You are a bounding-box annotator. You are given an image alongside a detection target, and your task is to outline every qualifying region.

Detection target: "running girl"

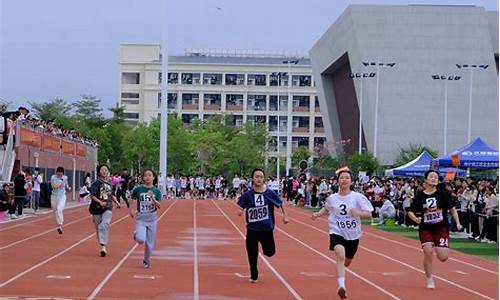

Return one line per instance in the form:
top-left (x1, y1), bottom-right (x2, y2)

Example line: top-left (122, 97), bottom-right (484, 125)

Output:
top-left (237, 168), bottom-right (289, 283)
top-left (129, 169), bottom-right (162, 268)
top-left (407, 169), bottom-right (463, 289)
top-left (312, 170), bottom-right (373, 299)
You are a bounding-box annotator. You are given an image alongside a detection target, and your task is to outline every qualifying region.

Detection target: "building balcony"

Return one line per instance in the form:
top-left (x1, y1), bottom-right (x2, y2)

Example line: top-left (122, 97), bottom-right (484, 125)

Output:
top-left (314, 127), bottom-right (325, 133)
top-left (182, 104), bottom-right (199, 110)
top-left (226, 105), bottom-right (243, 111)
top-left (315, 107), bottom-right (321, 112)
top-left (204, 104), bottom-right (221, 111)
top-left (292, 127), bottom-right (310, 133)
top-left (293, 106), bottom-right (310, 113)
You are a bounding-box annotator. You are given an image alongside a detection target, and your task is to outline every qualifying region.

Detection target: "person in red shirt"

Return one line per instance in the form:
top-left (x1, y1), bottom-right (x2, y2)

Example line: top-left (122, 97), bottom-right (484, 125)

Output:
top-left (408, 170), bottom-right (462, 289)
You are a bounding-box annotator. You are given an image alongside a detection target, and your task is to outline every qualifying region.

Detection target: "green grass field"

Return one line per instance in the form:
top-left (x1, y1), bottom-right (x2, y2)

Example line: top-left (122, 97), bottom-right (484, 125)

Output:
top-left (363, 220), bottom-right (499, 261)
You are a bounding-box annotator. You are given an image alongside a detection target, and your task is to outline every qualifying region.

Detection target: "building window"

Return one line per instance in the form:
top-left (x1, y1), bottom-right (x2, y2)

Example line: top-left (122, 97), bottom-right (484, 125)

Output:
top-left (247, 115), bottom-right (266, 126)
top-left (315, 96), bottom-right (320, 112)
top-left (292, 116), bottom-right (310, 133)
top-left (121, 92), bottom-right (139, 105)
top-left (247, 74), bottom-right (267, 86)
top-left (314, 117), bottom-right (323, 128)
top-left (292, 95), bottom-right (310, 112)
top-left (225, 74), bottom-right (245, 85)
top-left (158, 93), bottom-right (178, 109)
top-left (181, 114), bottom-right (199, 125)
top-left (159, 72), bottom-right (178, 84)
top-left (247, 95), bottom-right (267, 111)
top-left (204, 94), bottom-right (221, 110)
top-left (269, 95), bottom-right (288, 111)
top-left (122, 72), bottom-right (140, 84)
top-left (292, 75), bottom-right (312, 86)
top-left (269, 136), bottom-right (277, 152)
top-left (225, 115), bottom-right (243, 127)
top-left (182, 93), bottom-right (199, 110)
top-left (269, 73), bottom-right (289, 86)
top-left (203, 114), bottom-right (217, 121)
top-left (124, 112), bottom-right (140, 119)
top-left (203, 73), bottom-right (222, 85)
top-left (292, 136), bottom-right (309, 149)
top-left (181, 73), bottom-right (201, 84)
top-left (226, 94), bottom-right (244, 111)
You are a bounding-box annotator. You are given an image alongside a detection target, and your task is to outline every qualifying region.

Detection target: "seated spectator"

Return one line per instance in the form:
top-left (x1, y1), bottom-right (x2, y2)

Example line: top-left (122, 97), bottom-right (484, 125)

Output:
top-left (376, 195), bottom-right (396, 225)
top-left (0, 183), bottom-right (12, 220)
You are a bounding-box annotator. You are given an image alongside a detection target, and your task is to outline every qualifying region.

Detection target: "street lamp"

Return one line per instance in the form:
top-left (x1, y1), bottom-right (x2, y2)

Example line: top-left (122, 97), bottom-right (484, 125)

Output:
top-left (361, 61), bottom-right (396, 158)
top-left (348, 72), bottom-right (376, 154)
top-left (431, 74), bottom-right (462, 155)
top-left (455, 63), bottom-right (488, 143)
top-left (159, 0), bottom-right (169, 196)
top-left (282, 58), bottom-right (300, 177)
top-left (270, 71), bottom-right (288, 192)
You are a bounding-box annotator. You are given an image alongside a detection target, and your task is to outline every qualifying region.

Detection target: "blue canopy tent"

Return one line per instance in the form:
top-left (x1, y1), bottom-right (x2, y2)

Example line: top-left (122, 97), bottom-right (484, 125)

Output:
top-left (434, 137), bottom-right (499, 169)
top-left (385, 151), bottom-right (466, 177)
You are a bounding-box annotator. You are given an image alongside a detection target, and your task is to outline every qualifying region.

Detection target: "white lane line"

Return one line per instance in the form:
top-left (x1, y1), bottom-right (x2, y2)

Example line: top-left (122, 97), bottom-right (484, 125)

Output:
top-left (0, 214), bottom-right (129, 288)
top-left (286, 213), bottom-right (496, 300)
top-left (275, 226), bottom-right (401, 300)
top-left (87, 201), bottom-right (177, 300)
top-left (288, 206), bottom-right (499, 275)
top-left (193, 200), bottom-right (199, 300)
top-left (212, 200), bottom-right (303, 300)
top-left (0, 215), bottom-right (90, 250)
top-left (0, 203), bottom-right (88, 232)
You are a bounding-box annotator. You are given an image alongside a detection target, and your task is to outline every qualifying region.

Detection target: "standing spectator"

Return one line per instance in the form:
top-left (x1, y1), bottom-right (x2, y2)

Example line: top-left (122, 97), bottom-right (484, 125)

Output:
top-left (9, 171), bottom-right (26, 219)
top-left (24, 169), bottom-right (33, 210)
top-left (31, 168), bottom-right (43, 213)
top-left (51, 167), bottom-right (70, 234)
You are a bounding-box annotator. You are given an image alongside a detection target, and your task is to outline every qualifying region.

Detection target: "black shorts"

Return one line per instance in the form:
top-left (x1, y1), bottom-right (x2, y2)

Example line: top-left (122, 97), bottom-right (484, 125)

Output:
top-left (329, 234), bottom-right (359, 259)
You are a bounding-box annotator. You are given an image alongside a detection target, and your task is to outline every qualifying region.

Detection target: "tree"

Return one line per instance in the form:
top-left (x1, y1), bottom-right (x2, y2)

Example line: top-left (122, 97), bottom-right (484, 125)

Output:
top-left (73, 94), bottom-right (103, 120)
top-left (292, 146), bottom-right (311, 167)
top-left (394, 143), bottom-right (439, 166)
top-left (312, 154), bottom-right (341, 177)
top-left (29, 98), bottom-right (72, 120)
top-left (347, 152), bottom-right (379, 176)
top-left (109, 105), bottom-right (126, 123)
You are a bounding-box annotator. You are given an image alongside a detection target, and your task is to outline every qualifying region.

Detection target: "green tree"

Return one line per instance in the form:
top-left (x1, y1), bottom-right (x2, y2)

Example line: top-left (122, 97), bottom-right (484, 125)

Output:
top-left (73, 94), bottom-right (103, 121)
top-left (312, 154), bottom-right (341, 177)
top-left (394, 143), bottom-right (439, 166)
top-left (292, 146), bottom-right (311, 167)
top-left (29, 98), bottom-right (72, 120)
top-left (347, 152), bottom-right (379, 176)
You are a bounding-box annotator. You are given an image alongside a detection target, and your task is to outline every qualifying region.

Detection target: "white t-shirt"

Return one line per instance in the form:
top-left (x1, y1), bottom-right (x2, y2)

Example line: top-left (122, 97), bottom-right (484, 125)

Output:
top-left (325, 191), bottom-right (373, 240)
top-left (33, 174), bottom-right (43, 192)
top-left (233, 178), bottom-right (241, 189)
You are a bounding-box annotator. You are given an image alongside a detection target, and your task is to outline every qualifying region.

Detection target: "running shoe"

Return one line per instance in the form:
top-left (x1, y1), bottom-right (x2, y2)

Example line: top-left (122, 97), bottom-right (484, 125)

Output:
top-left (143, 259), bottom-right (150, 268)
top-left (57, 226), bottom-right (63, 234)
top-left (426, 277), bottom-right (435, 289)
top-left (100, 246), bottom-right (107, 257)
top-left (337, 287), bottom-right (347, 299)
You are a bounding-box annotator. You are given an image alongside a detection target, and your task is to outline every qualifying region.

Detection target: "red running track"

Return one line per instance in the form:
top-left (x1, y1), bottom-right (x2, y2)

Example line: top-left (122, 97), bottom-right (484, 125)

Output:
top-left (0, 199), bottom-right (497, 299)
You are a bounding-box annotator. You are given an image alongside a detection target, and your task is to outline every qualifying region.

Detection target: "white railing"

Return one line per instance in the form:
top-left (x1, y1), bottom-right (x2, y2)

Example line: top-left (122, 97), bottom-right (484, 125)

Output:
top-left (0, 130), bottom-right (16, 181)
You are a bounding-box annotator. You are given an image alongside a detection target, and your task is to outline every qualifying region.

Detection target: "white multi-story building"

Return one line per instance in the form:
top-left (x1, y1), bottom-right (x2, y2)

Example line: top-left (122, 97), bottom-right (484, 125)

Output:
top-left (119, 44), bottom-right (326, 173)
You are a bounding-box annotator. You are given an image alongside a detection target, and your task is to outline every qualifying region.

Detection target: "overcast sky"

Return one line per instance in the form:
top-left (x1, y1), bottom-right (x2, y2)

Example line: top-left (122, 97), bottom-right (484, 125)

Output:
top-left (1, 0), bottom-right (498, 115)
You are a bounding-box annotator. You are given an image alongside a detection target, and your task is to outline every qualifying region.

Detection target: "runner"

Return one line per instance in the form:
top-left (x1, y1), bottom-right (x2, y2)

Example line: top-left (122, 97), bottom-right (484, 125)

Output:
top-left (129, 169), bottom-right (162, 268)
top-left (89, 164), bottom-right (120, 257)
top-left (237, 168), bottom-right (289, 283)
top-left (50, 167), bottom-right (70, 234)
top-left (312, 170), bottom-right (374, 299)
top-left (407, 169), bottom-right (463, 289)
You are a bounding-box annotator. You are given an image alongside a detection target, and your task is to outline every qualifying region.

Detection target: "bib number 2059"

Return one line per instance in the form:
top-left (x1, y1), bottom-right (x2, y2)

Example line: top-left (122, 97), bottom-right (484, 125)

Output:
top-left (248, 206), bottom-right (269, 222)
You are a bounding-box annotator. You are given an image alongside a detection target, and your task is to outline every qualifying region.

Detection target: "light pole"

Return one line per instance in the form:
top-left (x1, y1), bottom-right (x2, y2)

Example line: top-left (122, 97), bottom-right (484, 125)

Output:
top-left (348, 72), bottom-right (376, 154)
top-left (362, 61), bottom-right (395, 158)
top-left (282, 58), bottom-right (299, 176)
top-left (431, 74), bottom-right (462, 155)
top-left (271, 71), bottom-right (287, 191)
top-left (159, 0), bottom-right (169, 196)
top-left (455, 63), bottom-right (488, 143)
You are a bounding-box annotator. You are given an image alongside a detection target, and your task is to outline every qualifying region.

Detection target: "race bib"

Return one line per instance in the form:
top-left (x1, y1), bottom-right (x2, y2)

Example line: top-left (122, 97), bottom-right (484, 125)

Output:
top-left (423, 210), bottom-right (444, 224)
top-left (140, 194), bottom-right (156, 213)
top-left (254, 194), bottom-right (265, 207)
top-left (248, 206), bottom-right (269, 223)
top-left (335, 216), bottom-right (358, 230)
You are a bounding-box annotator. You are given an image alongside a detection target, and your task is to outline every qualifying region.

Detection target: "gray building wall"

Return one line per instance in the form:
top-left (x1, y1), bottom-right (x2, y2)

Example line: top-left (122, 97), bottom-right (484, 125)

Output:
top-left (310, 5), bottom-right (499, 165)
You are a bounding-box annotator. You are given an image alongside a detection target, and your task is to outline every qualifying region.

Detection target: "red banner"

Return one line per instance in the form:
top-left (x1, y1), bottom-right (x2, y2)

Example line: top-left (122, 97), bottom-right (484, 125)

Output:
top-left (44, 135), bottom-right (61, 153)
top-left (62, 140), bottom-right (75, 155)
top-left (20, 127), bottom-right (42, 148)
top-left (76, 143), bottom-right (87, 157)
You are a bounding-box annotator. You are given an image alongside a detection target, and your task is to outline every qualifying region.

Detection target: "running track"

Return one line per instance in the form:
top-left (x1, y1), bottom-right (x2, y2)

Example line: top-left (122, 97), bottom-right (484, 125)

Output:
top-left (0, 199), bottom-right (497, 299)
